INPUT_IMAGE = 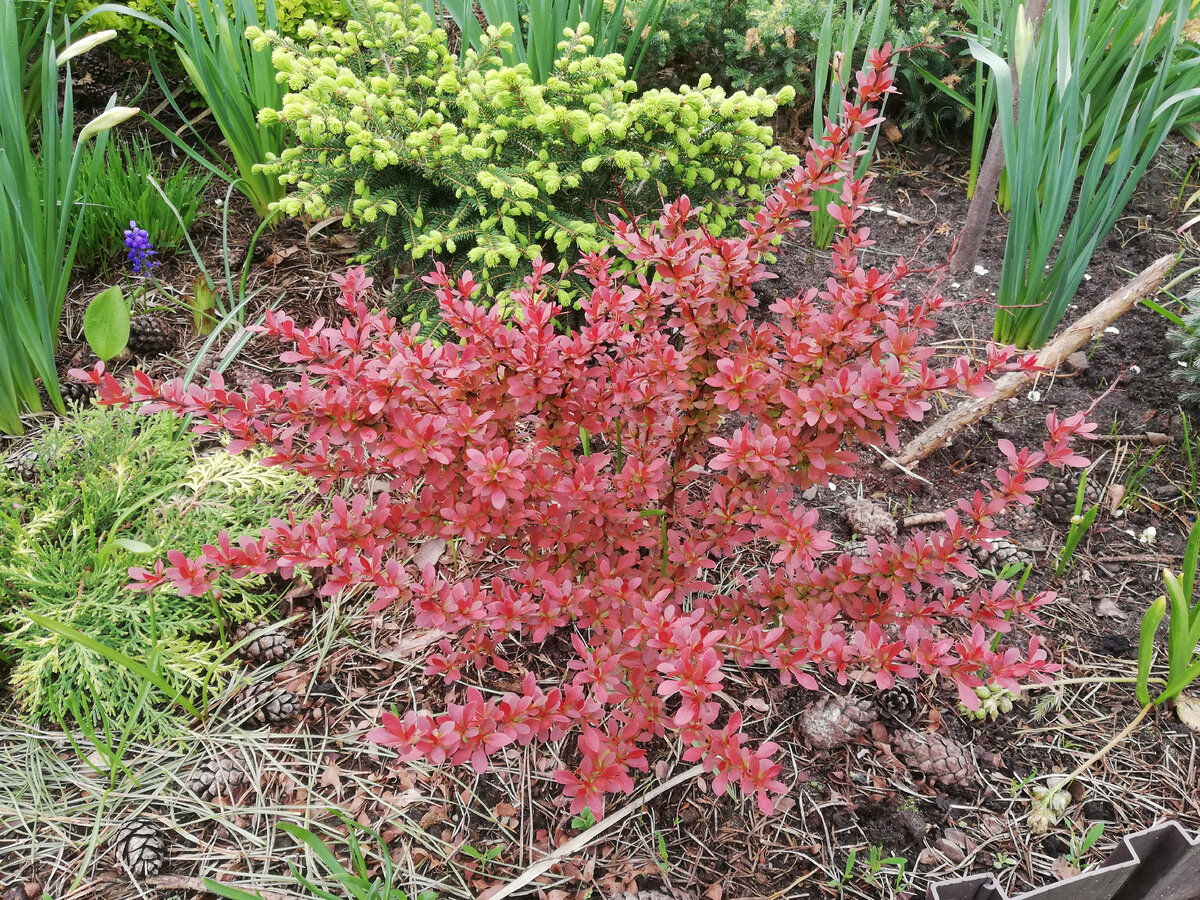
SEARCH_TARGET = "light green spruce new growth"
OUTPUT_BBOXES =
[251,0,796,308]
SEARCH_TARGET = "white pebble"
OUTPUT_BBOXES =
[1027,390,1042,402]
[973,264,988,276]
[1130,365,1141,375]
[1105,327,1119,335]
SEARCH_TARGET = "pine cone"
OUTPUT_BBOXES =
[891,730,976,788]
[192,352,256,393]
[841,539,872,561]
[4,449,38,482]
[843,498,897,541]
[59,379,95,407]
[1041,474,1100,524]
[877,685,919,724]
[234,625,295,664]
[186,754,247,801]
[971,537,1033,574]
[234,682,300,727]
[112,817,166,877]
[997,503,1038,533]
[798,694,878,750]
[126,316,176,357]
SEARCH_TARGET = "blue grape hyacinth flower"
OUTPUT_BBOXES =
[124,221,158,274]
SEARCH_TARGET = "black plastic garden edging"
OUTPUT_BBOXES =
[925,822,1200,900]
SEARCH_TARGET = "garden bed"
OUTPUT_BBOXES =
[4,0,1200,895]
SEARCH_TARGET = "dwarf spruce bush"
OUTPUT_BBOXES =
[251,0,797,304]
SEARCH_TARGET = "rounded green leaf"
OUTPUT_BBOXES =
[83,286,130,361]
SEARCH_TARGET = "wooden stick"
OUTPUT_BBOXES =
[892,255,1175,471]
[1079,432,1172,445]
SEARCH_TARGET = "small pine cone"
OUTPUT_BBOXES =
[233,625,295,664]
[192,353,255,393]
[112,817,166,877]
[843,498,897,542]
[186,754,247,801]
[4,449,38,482]
[1041,475,1100,524]
[997,503,1038,534]
[841,539,872,561]
[971,537,1033,574]
[891,730,977,788]
[235,682,300,727]
[59,379,95,407]
[798,694,877,750]
[877,685,920,724]
[126,316,176,357]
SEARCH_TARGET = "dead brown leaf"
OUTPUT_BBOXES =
[381,629,445,659]
[264,244,299,268]
[1051,857,1080,880]
[744,695,769,713]
[319,759,343,793]
[413,537,447,568]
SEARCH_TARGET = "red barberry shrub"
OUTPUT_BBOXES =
[76,48,1092,818]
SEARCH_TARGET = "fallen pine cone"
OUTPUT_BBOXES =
[843,497,897,542]
[891,730,977,788]
[613,890,698,900]
[1041,474,1100,524]
[877,684,920,724]
[232,682,300,727]
[971,536,1033,574]
[187,753,248,802]
[233,624,295,664]
[798,694,877,750]
[112,817,166,878]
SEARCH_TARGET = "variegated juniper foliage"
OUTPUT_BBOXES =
[0,406,305,735]
[251,0,797,305]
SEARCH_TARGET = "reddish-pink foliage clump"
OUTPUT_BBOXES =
[77,48,1093,818]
